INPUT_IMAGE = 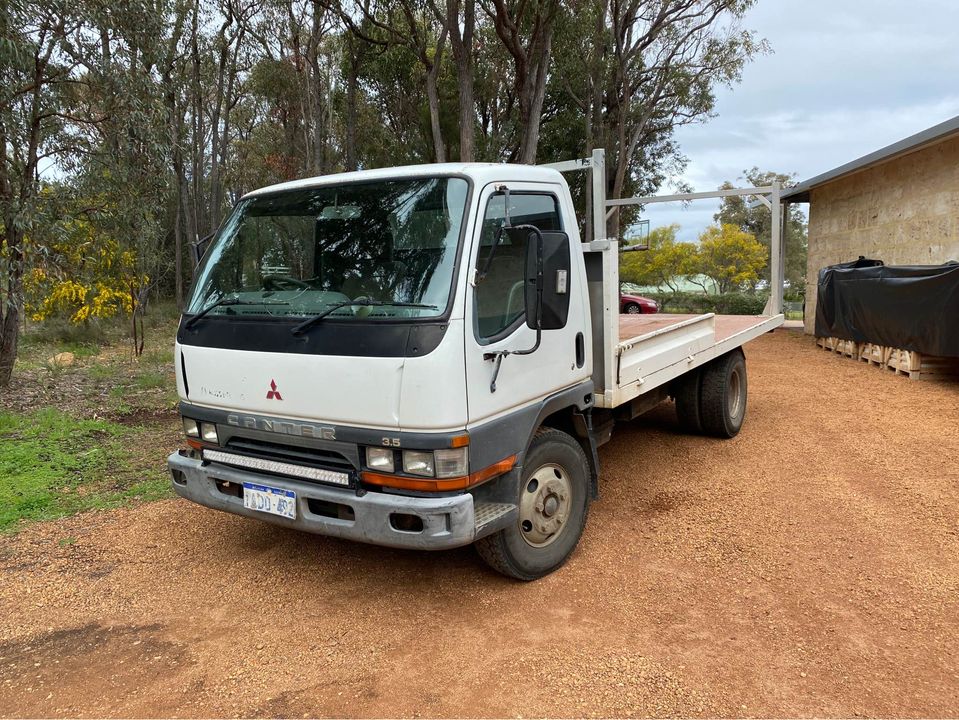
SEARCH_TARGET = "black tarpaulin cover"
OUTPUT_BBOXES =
[815,257,959,357]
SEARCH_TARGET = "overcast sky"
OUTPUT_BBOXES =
[643,0,959,240]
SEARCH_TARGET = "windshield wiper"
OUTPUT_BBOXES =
[184,297,290,330]
[291,300,438,336]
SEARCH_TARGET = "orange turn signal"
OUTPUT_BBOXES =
[361,454,516,493]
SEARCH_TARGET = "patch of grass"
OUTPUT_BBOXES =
[134,370,169,390]
[87,363,121,381]
[0,408,172,533]
[144,301,183,329]
[61,341,101,358]
[143,347,175,366]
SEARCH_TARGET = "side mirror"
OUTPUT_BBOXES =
[509,228,570,331]
[484,226,571,393]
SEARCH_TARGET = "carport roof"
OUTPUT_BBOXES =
[782,114,959,202]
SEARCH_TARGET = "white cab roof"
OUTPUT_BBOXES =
[242,162,565,199]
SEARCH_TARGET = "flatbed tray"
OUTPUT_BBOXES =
[595,312,783,408]
[619,313,772,344]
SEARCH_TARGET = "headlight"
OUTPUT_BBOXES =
[434,447,469,478]
[365,447,395,473]
[183,417,199,438]
[199,422,219,444]
[402,450,434,477]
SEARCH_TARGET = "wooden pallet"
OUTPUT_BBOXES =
[817,337,959,380]
[816,336,861,358]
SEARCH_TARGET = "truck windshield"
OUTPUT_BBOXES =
[187,176,469,321]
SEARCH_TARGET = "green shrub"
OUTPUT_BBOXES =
[22,318,110,347]
[642,291,768,315]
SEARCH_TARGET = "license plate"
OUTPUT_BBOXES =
[243,482,296,520]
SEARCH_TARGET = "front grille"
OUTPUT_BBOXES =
[225,437,354,470]
[216,436,356,487]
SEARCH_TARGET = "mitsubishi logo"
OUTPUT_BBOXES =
[266,379,283,400]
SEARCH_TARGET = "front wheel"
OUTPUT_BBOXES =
[475,428,590,580]
[624,302,641,314]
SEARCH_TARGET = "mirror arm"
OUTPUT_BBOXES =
[482,223,544,393]
[476,185,511,284]
[190,231,216,269]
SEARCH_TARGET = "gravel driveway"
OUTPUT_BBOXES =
[2,328,957,718]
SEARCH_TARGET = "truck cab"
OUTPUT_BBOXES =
[168,161,780,580]
[169,163,599,578]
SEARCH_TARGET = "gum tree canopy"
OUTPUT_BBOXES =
[0,0,765,386]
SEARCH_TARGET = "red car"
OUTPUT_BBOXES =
[620,293,658,314]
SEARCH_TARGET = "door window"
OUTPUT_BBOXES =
[474,193,561,340]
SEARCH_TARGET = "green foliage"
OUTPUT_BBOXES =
[2,0,769,385]
[697,223,768,293]
[715,168,809,290]
[0,409,171,533]
[642,291,768,316]
[620,225,699,291]
[23,187,148,324]
[622,222,767,296]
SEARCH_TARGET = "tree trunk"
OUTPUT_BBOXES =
[424,26,448,163]
[189,0,206,235]
[0,229,21,387]
[517,37,551,164]
[344,37,360,172]
[208,22,231,231]
[486,0,557,165]
[448,0,474,161]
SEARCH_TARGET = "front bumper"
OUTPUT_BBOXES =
[167,452,513,550]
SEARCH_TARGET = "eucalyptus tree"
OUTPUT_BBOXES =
[545,0,766,238]
[481,0,559,164]
[0,1,97,384]
[716,168,808,292]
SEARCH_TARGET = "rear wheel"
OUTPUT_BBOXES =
[475,427,590,580]
[674,368,703,433]
[699,349,747,438]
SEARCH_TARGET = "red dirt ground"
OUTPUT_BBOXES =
[1,327,957,718]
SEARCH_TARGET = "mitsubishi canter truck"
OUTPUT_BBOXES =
[168,152,784,580]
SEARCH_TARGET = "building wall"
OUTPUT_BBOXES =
[804,135,959,333]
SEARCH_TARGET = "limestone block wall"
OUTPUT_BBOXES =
[804,135,959,334]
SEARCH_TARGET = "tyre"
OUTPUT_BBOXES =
[624,302,641,314]
[699,349,747,438]
[475,427,590,580]
[674,368,703,433]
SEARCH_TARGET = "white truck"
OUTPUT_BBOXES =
[168,155,783,580]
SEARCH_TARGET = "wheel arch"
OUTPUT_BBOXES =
[531,396,600,500]
[467,381,599,501]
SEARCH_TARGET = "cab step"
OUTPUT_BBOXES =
[474,502,516,536]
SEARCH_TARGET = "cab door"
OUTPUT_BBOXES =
[464,182,590,426]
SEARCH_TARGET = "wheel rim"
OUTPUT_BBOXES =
[728,365,743,420]
[518,463,572,548]
[626,304,640,314]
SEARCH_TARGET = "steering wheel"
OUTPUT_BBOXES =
[262,275,311,291]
